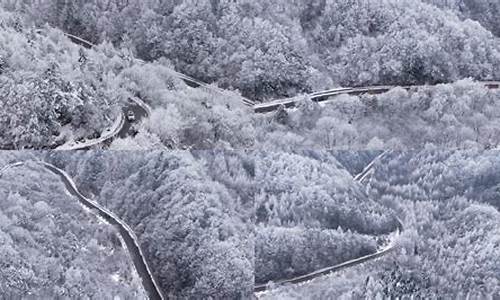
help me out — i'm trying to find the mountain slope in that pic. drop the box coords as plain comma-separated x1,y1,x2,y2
47,151,255,299
261,150,500,299
0,159,145,298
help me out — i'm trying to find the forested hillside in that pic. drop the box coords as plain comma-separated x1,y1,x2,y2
1,151,499,298
262,150,500,299
2,1,500,150
0,157,145,298
47,151,255,299
5,0,500,101
257,80,500,149
0,6,253,150
368,150,500,210
256,151,397,234
255,151,399,284
2,0,500,298
424,0,500,36
0,10,119,149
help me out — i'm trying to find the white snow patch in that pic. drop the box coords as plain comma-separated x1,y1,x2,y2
111,273,122,283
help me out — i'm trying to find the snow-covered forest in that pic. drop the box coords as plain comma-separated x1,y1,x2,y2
256,79,500,149
1,0,500,149
1,151,499,298
48,151,255,299
0,5,253,150
0,155,146,298
6,0,500,98
261,150,500,299
1,0,500,299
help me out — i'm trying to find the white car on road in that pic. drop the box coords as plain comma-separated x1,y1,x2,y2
127,110,136,122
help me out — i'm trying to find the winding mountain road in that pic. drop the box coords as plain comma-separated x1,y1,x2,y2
55,98,148,150
254,81,500,113
254,241,399,294
254,152,402,295
64,33,256,106
53,32,500,149
49,32,152,150
0,161,164,300
58,32,253,150
63,32,500,115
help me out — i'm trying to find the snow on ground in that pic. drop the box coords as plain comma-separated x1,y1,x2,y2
111,273,122,283
56,111,124,150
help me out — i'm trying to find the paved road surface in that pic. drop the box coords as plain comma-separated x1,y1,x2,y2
254,241,398,293
119,102,148,139
254,81,500,113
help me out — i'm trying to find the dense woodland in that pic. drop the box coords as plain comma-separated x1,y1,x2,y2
5,0,500,99
0,155,145,298
256,152,397,234
1,151,499,298
47,151,255,299
263,150,500,299
2,1,500,149
0,6,253,150
0,10,118,149
1,0,500,298
255,151,399,284
0,151,402,298
258,80,500,149
425,0,500,36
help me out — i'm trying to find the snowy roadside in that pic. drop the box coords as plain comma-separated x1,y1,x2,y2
129,97,152,117
255,229,402,298
56,111,125,150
